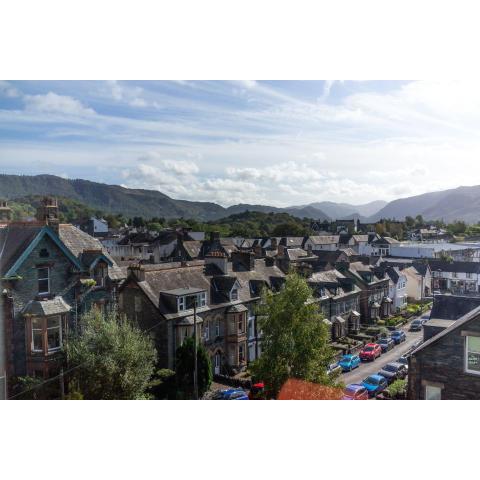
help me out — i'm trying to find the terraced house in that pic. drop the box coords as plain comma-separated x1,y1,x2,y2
118,251,285,375
0,197,124,393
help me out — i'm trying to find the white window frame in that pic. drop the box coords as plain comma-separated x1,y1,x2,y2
465,335,480,375
230,288,239,301
31,318,44,353
37,267,50,295
46,316,62,353
215,320,220,338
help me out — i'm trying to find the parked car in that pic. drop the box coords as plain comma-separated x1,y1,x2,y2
378,337,395,352
362,374,388,397
391,330,406,344
377,362,408,383
213,389,249,400
397,355,409,372
409,319,423,331
249,382,265,400
359,343,382,361
342,384,369,400
327,362,343,377
338,354,361,372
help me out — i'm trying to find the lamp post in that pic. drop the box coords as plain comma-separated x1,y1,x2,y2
193,297,198,400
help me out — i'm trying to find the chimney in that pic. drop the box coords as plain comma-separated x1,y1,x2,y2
307,244,313,256
36,196,59,231
231,251,255,271
209,231,220,243
0,200,12,224
270,237,278,250
204,251,228,274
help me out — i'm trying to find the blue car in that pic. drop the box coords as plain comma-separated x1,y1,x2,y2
338,354,361,372
361,374,388,397
213,389,249,400
390,330,406,344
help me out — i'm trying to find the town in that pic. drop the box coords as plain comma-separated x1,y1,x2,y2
2,195,480,399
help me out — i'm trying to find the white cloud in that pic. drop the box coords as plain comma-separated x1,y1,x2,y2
106,80,149,108
24,92,95,116
0,80,20,98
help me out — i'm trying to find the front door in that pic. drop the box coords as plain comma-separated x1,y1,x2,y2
214,352,221,375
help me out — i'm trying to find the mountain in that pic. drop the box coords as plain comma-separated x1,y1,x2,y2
368,185,480,223
0,173,330,221
303,200,387,219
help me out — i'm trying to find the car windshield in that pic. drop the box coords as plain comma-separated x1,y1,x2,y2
398,357,407,364
383,364,398,372
393,331,401,335
412,320,421,325
341,356,351,362
365,376,378,384
364,347,374,351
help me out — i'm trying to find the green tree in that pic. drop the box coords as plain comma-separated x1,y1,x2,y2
251,273,337,398
175,336,212,399
66,308,157,399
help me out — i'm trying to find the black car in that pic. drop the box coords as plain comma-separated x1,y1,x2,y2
377,362,408,383
409,319,423,331
378,337,395,352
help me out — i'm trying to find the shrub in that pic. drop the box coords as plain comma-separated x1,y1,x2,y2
386,379,407,399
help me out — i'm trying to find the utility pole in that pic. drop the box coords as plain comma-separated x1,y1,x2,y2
193,297,198,400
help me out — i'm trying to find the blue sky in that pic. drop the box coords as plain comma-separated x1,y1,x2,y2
1,80,478,207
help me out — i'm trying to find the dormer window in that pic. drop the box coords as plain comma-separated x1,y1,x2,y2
177,291,207,312
39,248,50,258
230,288,239,301
94,264,108,287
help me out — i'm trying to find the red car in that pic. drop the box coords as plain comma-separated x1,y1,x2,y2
359,343,382,361
249,382,265,400
342,384,369,400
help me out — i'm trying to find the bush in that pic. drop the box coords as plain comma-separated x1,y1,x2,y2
386,379,407,399
148,368,177,399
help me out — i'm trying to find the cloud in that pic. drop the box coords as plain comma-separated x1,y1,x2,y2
106,80,149,108
24,92,95,116
0,81,20,98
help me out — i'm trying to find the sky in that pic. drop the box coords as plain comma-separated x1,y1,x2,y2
1,80,479,208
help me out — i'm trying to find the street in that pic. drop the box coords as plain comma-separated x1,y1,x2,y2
341,313,428,386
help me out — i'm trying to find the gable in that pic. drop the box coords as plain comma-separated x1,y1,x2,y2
3,226,83,279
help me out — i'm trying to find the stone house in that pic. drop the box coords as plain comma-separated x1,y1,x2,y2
118,251,285,375
337,260,390,324
0,197,124,393
408,303,480,399
428,259,480,295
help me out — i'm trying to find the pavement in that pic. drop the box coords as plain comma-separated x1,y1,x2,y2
341,312,429,386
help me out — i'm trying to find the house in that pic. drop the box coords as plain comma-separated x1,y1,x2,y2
76,216,109,237
338,234,370,253
367,236,400,256
174,231,239,261
118,251,285,374
428,259,480,295
307,269,361,340
303,235,340,252
0,197,124,394
337,260,391,324
374,265,407,312
408,303,480,399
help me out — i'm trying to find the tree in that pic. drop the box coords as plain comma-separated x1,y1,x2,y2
405,216,415,229
175,336,212,399
251,273,337,398
66,308,157,399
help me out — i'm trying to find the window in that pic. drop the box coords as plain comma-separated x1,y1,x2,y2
204,321,210,341
465,336,480,374
31,316,62,354
467,272,473,279
178,292,207,312
425,385,442,400
39,248,49,258
94,264,107,287
239,344,245,363
230,288,239,301
32,318,44,352
215,320,220,337
47,316,62,352
37,267,49,295
238,315,244,334
452,272,458,278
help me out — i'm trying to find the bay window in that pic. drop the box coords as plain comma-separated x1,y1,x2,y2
30,316,63,354
177,291,207,312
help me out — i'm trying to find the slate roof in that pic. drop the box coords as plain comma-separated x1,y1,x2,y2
429,294,480,320
182,240,203,259
307,235,340,245
130,258,285,318
427,259,480,274
280,237,305,248
21,296,71,316
285,248,309,261
0,223,43,275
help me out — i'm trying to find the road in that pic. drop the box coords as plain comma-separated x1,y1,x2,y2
341,312,428,386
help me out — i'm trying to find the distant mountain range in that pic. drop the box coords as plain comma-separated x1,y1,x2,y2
1,173,479,223
368,185,480,223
